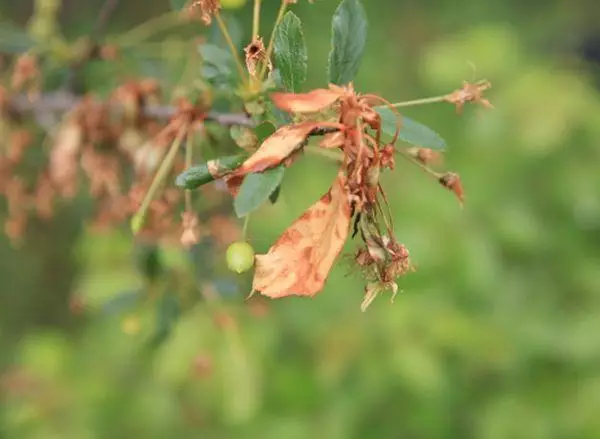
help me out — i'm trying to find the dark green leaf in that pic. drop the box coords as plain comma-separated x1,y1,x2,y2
328,0,368,85
176,154,246,190
255,121,277,143
269,184,282,204
376,106,447,150
134,243,162,283
169,0,187,11
234,166,286,217
273,12,307,92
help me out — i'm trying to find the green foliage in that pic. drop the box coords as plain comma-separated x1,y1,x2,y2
234,165,285,217
175,155,247,189
273,12,307,92
377,106,447,150
328,0,368,85
169,0,188,11
0,22,35,53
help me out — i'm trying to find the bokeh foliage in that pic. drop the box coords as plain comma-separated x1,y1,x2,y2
1,0,600,438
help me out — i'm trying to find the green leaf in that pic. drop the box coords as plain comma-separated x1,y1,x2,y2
328,0,368,86
0,22,35,53
234,166,286,217
199,43,234,85
134,243,163,283
255,121,277,143
269,185,281,204
273,12,307,92
169,0,187,11
376,106,447,150
176,154,246,189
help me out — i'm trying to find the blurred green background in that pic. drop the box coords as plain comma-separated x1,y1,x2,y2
2,0,600,438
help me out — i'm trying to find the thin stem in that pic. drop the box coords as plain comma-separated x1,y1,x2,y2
259,0,288,80
252,0,262,40
111,10,181,48
214,12,248,82
389,95,447,108
185,131,193,211
93,0,121,39
242,214,250,239
131,124,189,233
397,149,441,179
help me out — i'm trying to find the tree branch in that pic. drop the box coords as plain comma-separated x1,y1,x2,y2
8,92,253,126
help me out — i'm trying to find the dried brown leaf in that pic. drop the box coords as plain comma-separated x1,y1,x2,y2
253,172,352,298
233,121,322,176
271,88,343,114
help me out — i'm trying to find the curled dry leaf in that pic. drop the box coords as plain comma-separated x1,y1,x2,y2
271,88,343,114
253,172,351,298
233,121,322,176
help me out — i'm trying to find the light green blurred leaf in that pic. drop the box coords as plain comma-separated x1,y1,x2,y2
0,21,35,53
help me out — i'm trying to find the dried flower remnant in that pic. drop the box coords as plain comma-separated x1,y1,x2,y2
444,80,493,114
180,212,202,248
11,54,41,97
244,37,272,78
439,172,464,205
187,0,221,25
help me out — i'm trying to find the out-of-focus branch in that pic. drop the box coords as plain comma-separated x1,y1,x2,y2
8,92,253,126
93,0,122,40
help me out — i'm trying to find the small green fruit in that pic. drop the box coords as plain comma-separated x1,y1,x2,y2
226,242,255,274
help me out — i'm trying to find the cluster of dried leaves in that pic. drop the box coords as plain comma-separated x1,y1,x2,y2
0,53,242,247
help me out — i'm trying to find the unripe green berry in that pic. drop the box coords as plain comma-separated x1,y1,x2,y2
226,242,255,274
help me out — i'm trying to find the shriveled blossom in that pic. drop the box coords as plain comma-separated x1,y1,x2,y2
244,37,272,78
187,0,221,26
11,54,40,96
180,212,202,248
445,80,493,113
227,83,420,308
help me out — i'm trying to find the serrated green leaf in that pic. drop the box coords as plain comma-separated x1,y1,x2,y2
176,154,246,189
273,12,307,92
328,0,368,86
234,166,285,217
169,0,187,11
376,106,447,150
